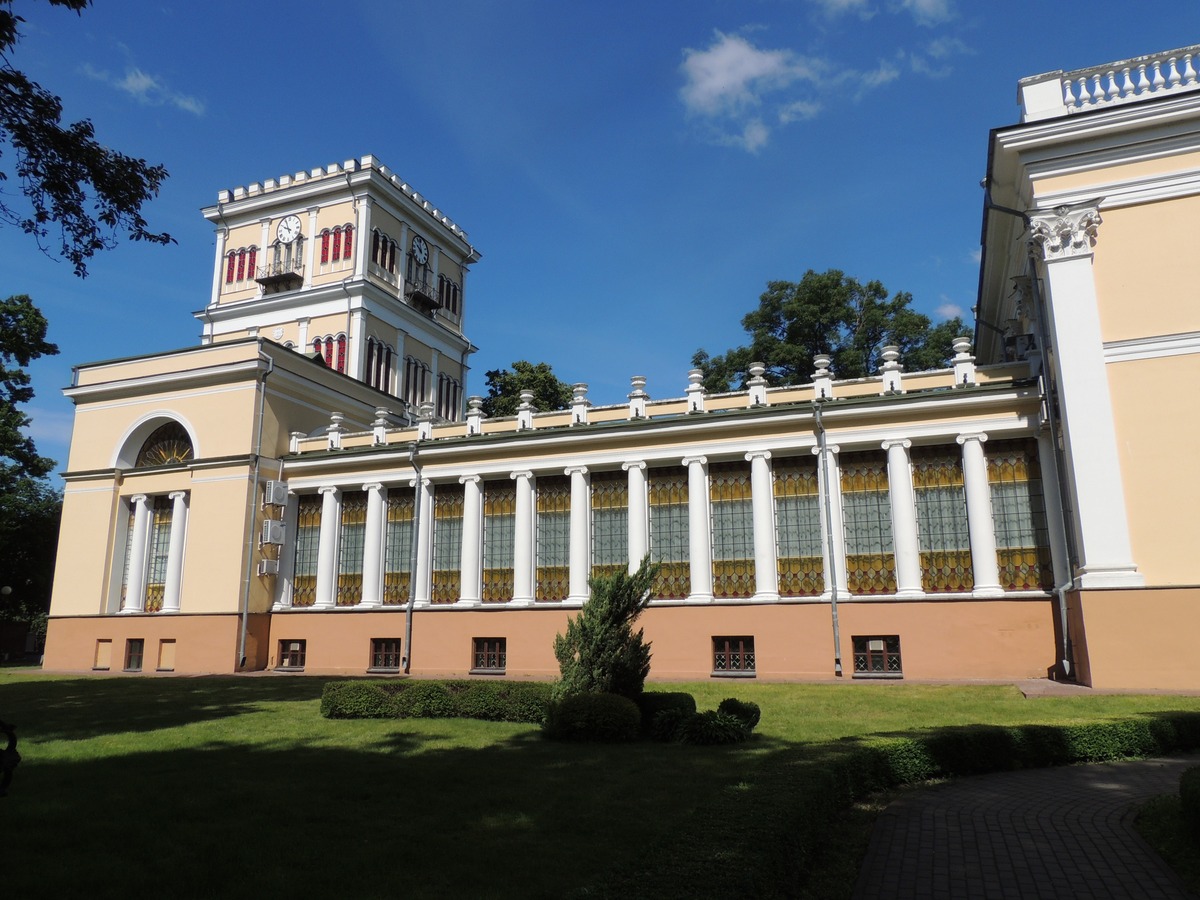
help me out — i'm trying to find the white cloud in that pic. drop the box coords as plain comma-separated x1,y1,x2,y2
860,60,900,89
927,36,974,59
936,296,965,319
807,0,875,18
969,248,982,264
21,407,75,449
714,118,771,152
896,0,955,25
83,63,205,115
779,99,822,123
680,32,819,117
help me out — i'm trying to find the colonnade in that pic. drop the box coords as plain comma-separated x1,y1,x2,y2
120,491,190,614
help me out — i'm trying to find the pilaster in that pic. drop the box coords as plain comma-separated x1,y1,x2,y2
623,461,648,573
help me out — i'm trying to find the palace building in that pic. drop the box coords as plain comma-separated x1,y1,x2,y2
44,44,1200,689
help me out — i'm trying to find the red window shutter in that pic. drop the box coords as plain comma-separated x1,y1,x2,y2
324,339,334,368
236,250,246,281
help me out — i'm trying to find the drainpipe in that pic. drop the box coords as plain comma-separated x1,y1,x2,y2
238,347,274,669
812,401,843,677
403,440,423,674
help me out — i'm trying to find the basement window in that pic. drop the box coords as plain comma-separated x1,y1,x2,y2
852,635,902,679
712,636,756,677
472,638,506,674
278,640,306,671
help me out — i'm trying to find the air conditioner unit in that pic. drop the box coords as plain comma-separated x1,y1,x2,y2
257,558,280,576
261,519,285,546
263,480,289,507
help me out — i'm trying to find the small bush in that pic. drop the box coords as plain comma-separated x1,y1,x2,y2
544,692,640,742
1182,766,1200,832
679,710,749,745
452,681,552,724
320,682,397,719
395,681,456,719
717,698,761,731
650,707,690,742
636,692,697,733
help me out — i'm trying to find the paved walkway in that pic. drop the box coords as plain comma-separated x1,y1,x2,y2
852,756,1199,900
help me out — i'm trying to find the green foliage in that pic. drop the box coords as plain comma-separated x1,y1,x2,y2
0,295,58,489
394,681,456,718
319,679,552,723
691,269,968,392
543,692,641,743
649,707,690,743
319,681,397,719
481,360,573,418
678,710,750,745
717,698,761,731
1181,766,1200,832
450,680,553,723
635,691,697,734
552,557,658,701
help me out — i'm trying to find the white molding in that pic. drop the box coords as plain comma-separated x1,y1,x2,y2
109,410,202,468
1103,330,1200,362
1037,167,1200,211
66,360,264,401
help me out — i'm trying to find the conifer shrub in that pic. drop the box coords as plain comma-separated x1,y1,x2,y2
717,697,761,731
544,692,641,742
1181,766,1200,831
679,710,750,745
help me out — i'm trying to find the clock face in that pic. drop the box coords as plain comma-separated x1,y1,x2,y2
411,235,429,265
277,215,302,244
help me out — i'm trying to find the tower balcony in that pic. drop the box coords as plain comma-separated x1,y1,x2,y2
404,276,439,315
255,259,304,294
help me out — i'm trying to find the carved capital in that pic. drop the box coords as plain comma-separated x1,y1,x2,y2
1028,205,1101,261
681,455,708,468
811,444,840,456
458,474,482,486
168,490,188,502
956,432,989,446
621,461,647,472
361,482,384,493
317,485,340,496
510,470,534,482
744,450,772,462
564,466,589,477
880,438,912,451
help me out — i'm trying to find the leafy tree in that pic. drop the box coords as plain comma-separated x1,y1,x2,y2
0,476,60,630
481,360,573,418
552,557,659,701
1,0,172,276
692,269,967,393
1,293,56,491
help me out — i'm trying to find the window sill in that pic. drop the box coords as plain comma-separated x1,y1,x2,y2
469,668,507,676
366,667,401,674
710,671,756,678
852,673,903,680
92,666,110,672
156,668,174,673
123,668,142,673
275,666,305,673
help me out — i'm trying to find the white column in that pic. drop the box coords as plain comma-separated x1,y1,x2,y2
121,494,151,614
883,439,923,598
412,478,433,607
566,466,590,604
430,349,440,407
257,217,271,298
1037,429,1072,590
458,475,483,606
161,491,189,613
511,471,535,605
313,486,341,608
359,483,386,607
746,451,778,602
273,492,299,610
958,433,1003,598
297,317,310,354
1029,207,1142,588
349,308,367,381
683,456,713,602
812,444,849,600
303,207,319,287
623,461,648,573
391,330,405,397
353,195,372,279
210,227,227,307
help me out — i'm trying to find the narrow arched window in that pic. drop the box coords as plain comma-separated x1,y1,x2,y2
225,252,236,284
382,348,392,392
452,282,460,315
247,246,257,278
336,334,347,373
372,231,380,265
343,225,354,260
236,249,246,281
438,274,445,306
312,337,325,365
388,240,397,273
320,230,330,264
365,338,376,387
332,227,342,262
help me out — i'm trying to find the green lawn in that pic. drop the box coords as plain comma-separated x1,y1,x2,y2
1135,793,1200,896
3,669,1200,899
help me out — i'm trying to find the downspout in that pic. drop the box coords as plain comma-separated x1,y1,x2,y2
812,401,843,677
238,347,274,669
403,440,423,674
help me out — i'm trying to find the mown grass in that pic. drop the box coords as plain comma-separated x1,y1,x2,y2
1135,794,1200,896
3,670,1200,899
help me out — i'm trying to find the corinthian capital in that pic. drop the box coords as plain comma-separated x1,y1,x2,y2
1028,205,1101,261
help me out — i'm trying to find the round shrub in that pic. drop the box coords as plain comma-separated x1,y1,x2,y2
679,710,749,745
544,692,640,742
650,707,690,742
1181,765,1200,831
395,681,456,718
635,692,697,734
717,698,761,731
320,682,397,719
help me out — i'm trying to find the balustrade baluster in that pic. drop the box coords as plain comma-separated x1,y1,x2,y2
1152,60,1166,91
1091,74,1104,102
1120,67,1135,96
1077,77,1091,104
1106,70,1119,100
1137,64,1151,93
1185,55,1198,85
1168,57,1182,88
1063,78,1076,107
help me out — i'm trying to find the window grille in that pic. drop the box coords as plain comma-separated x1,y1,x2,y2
371,638,402,670
986,438,1054,590
292,494,322,607
853,635,902,676
473,638,506,671
278,640,306,669
841,451,897,594
710,461,756,598
483,481,516,602
649,466,689,598
536,475,570,601
125,638,144,672
383,491,414,604
320,230,330,264
773,456,824,596
912,445,974,592
337,491,367,606
236,248,246,281
332,226,342,261
432,484,464,603
144,496,173,612
591,471,628,580
713,636,754,673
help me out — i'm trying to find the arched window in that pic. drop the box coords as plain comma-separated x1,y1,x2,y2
332,227,342,262
371,230,381,265
343,224,354,260
387,239,396,274
135,422,194,468
325,338,335,368
403,356,429,408
225,252,236,284
437,373,462,421
336,334,347,373
312,337,325,365
320,230,330,264
236,249,246,281
247,246,257,278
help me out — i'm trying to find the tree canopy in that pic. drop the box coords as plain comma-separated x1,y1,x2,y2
691,269,968,393
481,360,573,418
0,0,172,276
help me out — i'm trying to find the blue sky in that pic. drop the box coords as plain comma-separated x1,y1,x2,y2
7,0,1200,477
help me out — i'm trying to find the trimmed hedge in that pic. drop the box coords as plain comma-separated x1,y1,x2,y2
321,679,552,723
635,692,697,734
1182,766,1200,831
544,692,641,743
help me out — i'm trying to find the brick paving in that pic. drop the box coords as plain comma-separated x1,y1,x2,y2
852,756,1199,900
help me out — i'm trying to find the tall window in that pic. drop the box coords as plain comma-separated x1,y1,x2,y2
371,230,398,275
247,246,257,276
912,445,973,592
713,636,755,674
438,275,461,315
236,249,246,281
337,491,367,606
591,471,628,580
365,338,393,392
432,484,464,603
292,495,322,607
336,334,347,373
649,466,689,599
404,356,430,408
343,224,353,259
536,475,570,601
437,373,461,421
841,451,897,594
125,639,145,672
320,230,330,264
987,439,1054,590
331,226,343,261
710,461,755,599
483,481,516,602
383,490,414,605
774,456,824,596
225,252,236,283
144,497,173,613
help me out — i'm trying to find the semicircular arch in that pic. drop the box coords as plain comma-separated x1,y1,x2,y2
111,411,202,469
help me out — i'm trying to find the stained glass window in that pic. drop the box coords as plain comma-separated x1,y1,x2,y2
536,475,570,601
649,466,689,599
841,451,897,594
710,461,755,599
774,456,824,596
292,495,322,607
483,481,516,602
324,338,335,368
236,249,246,282
225,252,236,283
383,490,414,605
912,445,973,592
321,231,330,264
247,246,257,277
343,225,353,260
337,491,367,606
332,227,342,262
143,496,173,613
987,439,1054,591
432,484,464,603
135,422,193,468
713,636,755,673
591,471,628,580
336,334,347,373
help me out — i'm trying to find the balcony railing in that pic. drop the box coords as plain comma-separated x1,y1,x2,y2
255,259,304,292
404,277,439,313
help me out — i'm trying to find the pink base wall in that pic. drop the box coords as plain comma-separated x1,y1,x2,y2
1071,588,1200,690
